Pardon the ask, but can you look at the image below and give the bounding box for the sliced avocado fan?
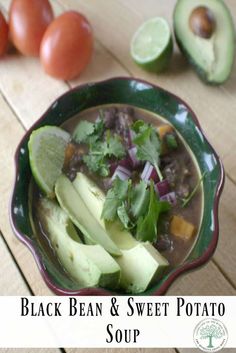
[73,172,169,294]
[55,174,121,257]
[38,197,120,289]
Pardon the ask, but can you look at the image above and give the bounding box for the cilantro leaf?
[101,188,119,221]
[105,134,126,159]
[83,154,109,177]
[117,202,133,229]
[73,121,95,143]
[73,116,105,145]
[130,180,150,218]
[101,178,129,221]
[113,177,129,200]
[95,134,125,160]
[136,182,170,242]
[93,117,105,141]
[132,120,163,181]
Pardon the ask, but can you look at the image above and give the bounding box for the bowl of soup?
[10,77,224,295]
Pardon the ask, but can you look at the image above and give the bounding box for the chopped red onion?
[128,146,140,167]
[109,158,131,174]
[141,161,159,183]
[111,165,131,181]
[141,161,150,180]
[155,179,169,197]
[160,192,177,206]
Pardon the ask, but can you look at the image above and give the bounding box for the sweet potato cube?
[170,215,195,241]
[63,143,76,168]
[157,124,173,139]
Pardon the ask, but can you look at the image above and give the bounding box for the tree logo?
[193,318,228,352]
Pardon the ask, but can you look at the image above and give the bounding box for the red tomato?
[9,0,54,56]
[40,11,93,80]
[0,11,9,56]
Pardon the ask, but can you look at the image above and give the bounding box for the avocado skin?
[173,0,235,85]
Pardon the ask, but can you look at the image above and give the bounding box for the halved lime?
[28,126,70,197]
[131,17,173,73]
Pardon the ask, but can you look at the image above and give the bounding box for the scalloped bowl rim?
[9,77,225,296]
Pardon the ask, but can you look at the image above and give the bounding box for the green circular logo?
[193,318,228,352]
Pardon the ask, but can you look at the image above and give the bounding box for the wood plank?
[167,261,235,296]
[0,54,68,129]
[69,40,127,88]
[214,177,236,287]
[68,349,175,353]
[0,233,29,295]
[57,0,236,183]
[0,349,62,353]
[0,93,53,295]
[224,153,236,185]
[178,349,235,353]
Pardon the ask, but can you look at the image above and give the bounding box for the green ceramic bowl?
[10,77,224,295]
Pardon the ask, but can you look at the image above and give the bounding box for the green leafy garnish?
[132,120,163,181]
[73,120,94,143]
[166,133,178,149]
[107,135,125,158]
[101,178,129,221]
[75,115,125,177]
[100,133,125,159]
[130,180,149,218]
[83,153,109,177]
[101,178,170,238]
[182,171,207,208]
[136,181,171,242]
[117,202,133,229]
[73,116,105,145]
[83,134,125,177]
[91,117,105,143]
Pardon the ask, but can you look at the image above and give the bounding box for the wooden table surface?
[0,0,235,352]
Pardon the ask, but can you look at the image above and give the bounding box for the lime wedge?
[131,17,173,72]
[28,126,70,197]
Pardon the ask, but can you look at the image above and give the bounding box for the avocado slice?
[116,242,169,293]
[72,173,137,250]
[174,0,235,84]
[55,174,121,256]
[73,172,169,293]
[38,198,120,289]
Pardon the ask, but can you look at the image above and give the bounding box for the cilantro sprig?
[136,181,170,242]
[101,178,170,242]
[132,120,163,181]
[72,120,95,143]
[73,115,125,177]
[101,178,130,221]
[73,116,105,145]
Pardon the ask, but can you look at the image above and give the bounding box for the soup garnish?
[29,105,203,293]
